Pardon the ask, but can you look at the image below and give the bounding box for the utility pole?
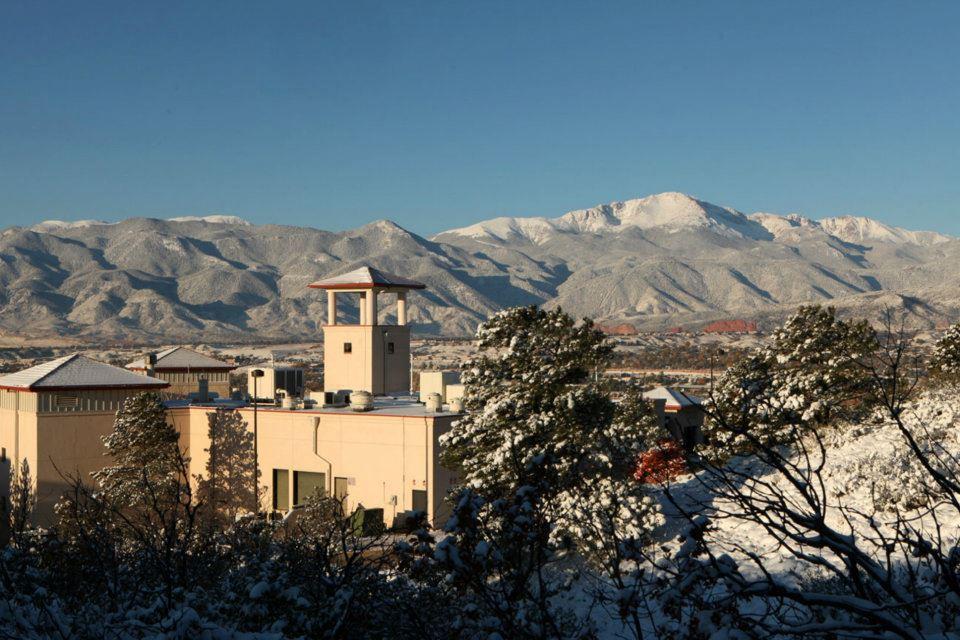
[250,368,264,514]
[709,348,726,396]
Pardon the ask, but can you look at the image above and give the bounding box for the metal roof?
[307,266,426,290]
[642,386,702,410]
[0,354,170,391]
[126,346,234,371]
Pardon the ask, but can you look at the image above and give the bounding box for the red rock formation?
[703,319,758,333]
[599,323,638,335]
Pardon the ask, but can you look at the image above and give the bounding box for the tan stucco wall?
[1,389,458,529]
[171,406,456,527]
[323,325,411,395]
[0,389,156,526]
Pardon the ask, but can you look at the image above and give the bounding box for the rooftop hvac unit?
[350,390,374,412]
[424,392,443,412]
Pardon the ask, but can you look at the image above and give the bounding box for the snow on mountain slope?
[819,215,951,246]
[440,192,772,244]
[6,193,959,340]
[748,213,820,239]
[167,215,251,225]
[443,193,954,249]
[30,220,113,232]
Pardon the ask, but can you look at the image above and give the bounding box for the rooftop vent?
[350,390,374,412]
[424,392,443,412]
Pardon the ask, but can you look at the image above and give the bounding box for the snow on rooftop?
[642,386,702,409]
[307,266,426,290]
[0,354,169,391]
[126,346,234,370]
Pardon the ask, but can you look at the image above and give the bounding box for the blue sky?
[2,1,958,235]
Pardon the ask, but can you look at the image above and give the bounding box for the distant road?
[605,368,717,378]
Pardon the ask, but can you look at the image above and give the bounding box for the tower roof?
[126,346,235,371]
[307,266,426,290]
[0,354,170,391]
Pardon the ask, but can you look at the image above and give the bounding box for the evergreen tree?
[703,305,878,460]
[93,392,184,506]
[8,458,35,545]
[440,306,662,548]
[197,408,258,524]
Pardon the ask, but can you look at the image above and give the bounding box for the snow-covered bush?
[829,390,960,511]
[703,305,877,460]
[930,322,960,384]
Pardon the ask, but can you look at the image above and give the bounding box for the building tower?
[308,266,426,396]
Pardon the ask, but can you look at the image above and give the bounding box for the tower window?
[343,342,352,354]
[387,342,395,354]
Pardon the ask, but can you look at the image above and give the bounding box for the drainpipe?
[312,417,333,496]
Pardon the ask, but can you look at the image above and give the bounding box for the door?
[411,489,428,514]
[334,477,349,504]
[293,471,326,506]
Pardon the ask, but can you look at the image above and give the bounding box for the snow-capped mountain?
[443,192,951,248]
[3,194,959,340]
[446,192,772,244]
[818,215,951,246]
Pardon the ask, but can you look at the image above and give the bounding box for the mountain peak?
[440,191,771,244]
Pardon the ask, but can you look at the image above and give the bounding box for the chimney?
[145,352,158,377]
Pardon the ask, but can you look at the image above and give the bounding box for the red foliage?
[634,440,687,484]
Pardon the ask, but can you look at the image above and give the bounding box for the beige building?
[168,398,457,526]
[642,386,704,449]
[1,267,460,528]
[308,267,424,398]
[0,355,169,523]
[127,347,236,398]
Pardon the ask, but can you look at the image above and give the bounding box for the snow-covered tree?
[93,392,185,506]
[930,321,960,384]
[702,305,877,460]
[441,307,660,527]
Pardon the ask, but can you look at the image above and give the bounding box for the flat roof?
[164,394,459,418]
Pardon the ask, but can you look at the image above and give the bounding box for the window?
[387,342,395,355]
[294,471,326,506]
[273,469,290,511]
[343,342,352,354]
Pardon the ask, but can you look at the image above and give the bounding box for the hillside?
[3,193,959,341]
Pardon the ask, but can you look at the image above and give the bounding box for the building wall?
[0,390,458,529]
[323,325,411,395]
[33,410,121,523]
[0,389,159,526]
[0,391,39,508]
[170,406,457,527]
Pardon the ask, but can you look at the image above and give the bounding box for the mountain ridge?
[5,192,959,341]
